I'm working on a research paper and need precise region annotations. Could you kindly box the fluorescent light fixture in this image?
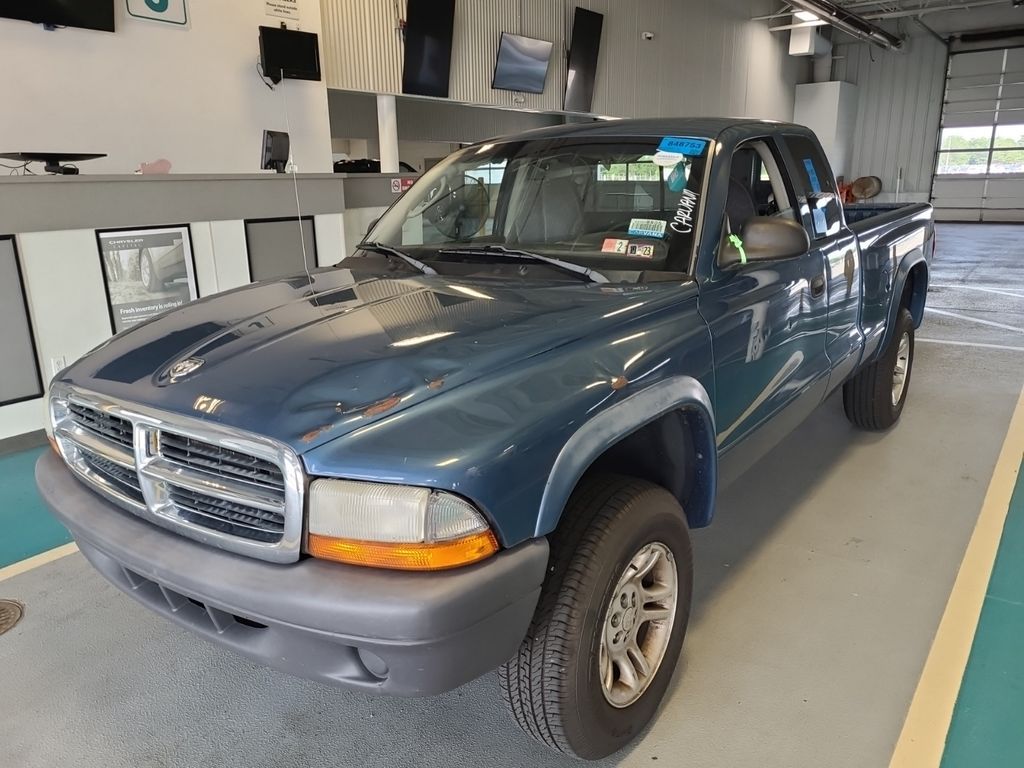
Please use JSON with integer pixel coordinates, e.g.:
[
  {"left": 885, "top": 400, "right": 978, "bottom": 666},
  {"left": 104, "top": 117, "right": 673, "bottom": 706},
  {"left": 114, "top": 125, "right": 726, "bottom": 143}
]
[{"left": 794, "top": 10, "right": 820, "bottom": 22}]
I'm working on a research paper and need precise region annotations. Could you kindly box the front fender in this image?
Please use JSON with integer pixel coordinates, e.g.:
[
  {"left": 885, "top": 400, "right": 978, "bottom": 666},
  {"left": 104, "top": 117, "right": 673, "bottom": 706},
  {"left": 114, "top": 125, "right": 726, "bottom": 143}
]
[{"left": 534, "top": 375, "right": 717, "bottom": 537}]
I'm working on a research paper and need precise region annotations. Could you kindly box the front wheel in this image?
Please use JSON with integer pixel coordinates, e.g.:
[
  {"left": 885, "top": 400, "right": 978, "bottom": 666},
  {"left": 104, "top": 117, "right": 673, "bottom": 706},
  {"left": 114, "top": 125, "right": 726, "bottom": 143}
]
[
  {"left": 499, "top": 475, "right": 693, "bottom": 760},
  {"left": 140, "top": 250, "right": 164, "bottom": 293},
  {"left": 843, "top": 306, "right": 915, "bottom": 430}
]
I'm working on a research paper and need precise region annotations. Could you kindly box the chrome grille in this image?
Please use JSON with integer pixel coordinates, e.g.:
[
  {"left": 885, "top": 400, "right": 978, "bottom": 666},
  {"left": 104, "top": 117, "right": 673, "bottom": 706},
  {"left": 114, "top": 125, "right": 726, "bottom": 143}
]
[
  {"left": 158, "top": 433, "right": 285, "bottom": 491},
  {"left": 79, "top": 448, "right": 145, "bottom": 505},
  {"left": 68, "top": 402, "right": 133, "bottom": 450},
  {"left": 155, "top": 430, "right": 286, "bottom": 543},
  {"left": 50, "top": 386, "right": 304, "bottom": 563},
  {"left": 169, "top": 486, "right": 285, "bottom": 543}
]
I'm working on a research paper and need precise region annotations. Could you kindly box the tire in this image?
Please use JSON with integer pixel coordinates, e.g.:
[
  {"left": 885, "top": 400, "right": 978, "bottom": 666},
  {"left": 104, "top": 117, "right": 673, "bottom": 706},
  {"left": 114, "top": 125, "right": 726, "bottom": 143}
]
[
  {"left": 140, "top": 250, "right": 164, "bottom": 293},
  {"left": 499, "top": 474, "right": 693, "bottom": 760},
  {"left": 843, "top": 306, "right": 915, "bottom": 430}
]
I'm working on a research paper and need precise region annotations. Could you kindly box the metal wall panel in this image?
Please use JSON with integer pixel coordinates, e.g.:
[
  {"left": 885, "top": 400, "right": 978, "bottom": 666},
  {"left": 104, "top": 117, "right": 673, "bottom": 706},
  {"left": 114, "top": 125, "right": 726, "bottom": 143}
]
[
  {"left": 321, "top": 0, "right": 404, "bottom": 94},
  {"left": 833, "top": 34, "right": 947, "bottom": 200},
  {"left": 320, "top": 0, "right": 797, "bottom": 121}
]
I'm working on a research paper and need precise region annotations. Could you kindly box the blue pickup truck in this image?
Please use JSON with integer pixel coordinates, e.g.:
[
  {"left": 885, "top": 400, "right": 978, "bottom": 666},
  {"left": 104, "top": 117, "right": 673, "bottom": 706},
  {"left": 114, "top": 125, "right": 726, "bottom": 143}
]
[{"left": 37, "top": 118, "right": 933, "bottom": 759}]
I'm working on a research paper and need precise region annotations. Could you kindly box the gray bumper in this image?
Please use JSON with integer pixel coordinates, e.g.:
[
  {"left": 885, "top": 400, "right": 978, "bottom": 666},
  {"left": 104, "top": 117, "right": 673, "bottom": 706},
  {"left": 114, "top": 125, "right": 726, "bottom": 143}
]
[{"left": 36, "top": 451, "right": 548, "bottom": 696}]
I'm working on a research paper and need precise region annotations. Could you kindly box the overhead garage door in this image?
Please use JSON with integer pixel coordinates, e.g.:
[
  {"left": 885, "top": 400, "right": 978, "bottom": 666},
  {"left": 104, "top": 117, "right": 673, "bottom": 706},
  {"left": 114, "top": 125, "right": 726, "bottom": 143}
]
[{"left": 931, "top": 46, "right": 1024, "bottom": 222}]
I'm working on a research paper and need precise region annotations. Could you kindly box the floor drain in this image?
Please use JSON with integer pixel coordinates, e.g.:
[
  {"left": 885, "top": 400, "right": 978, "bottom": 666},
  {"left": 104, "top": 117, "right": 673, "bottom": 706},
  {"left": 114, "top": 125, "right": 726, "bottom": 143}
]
[{"left": 0, "top": 600, "right": 24, "bottom": 635}]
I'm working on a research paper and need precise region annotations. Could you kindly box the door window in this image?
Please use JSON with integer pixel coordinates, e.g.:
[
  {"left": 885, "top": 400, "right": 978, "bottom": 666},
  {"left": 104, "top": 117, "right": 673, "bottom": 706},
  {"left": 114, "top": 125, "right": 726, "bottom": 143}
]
[{"left": 784, "top": 134, "right": 841, "bottom": 239}]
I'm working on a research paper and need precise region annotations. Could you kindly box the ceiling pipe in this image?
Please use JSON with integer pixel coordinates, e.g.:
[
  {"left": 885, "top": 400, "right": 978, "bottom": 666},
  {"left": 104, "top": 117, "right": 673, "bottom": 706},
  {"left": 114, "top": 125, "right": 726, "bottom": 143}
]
[
  {"left": 785, "top": 0, "right": 905, "bottom": 49},
  {"left": 864, "top": 0, "right": 1008, "bottom": 19}
]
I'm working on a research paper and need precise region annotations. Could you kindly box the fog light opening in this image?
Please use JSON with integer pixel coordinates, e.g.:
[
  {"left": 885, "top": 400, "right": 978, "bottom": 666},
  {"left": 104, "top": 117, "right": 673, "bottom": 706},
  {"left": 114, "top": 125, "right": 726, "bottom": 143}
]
[{"left": 357, "top": 648, "right": 389, "bottom": 680}]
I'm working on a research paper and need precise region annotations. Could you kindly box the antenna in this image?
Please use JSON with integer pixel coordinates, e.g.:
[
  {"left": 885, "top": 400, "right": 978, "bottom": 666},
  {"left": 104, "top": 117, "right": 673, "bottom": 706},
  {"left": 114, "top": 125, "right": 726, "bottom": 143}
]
[{"left": 279, "top": 81, "right": 313, "bottom": 289}]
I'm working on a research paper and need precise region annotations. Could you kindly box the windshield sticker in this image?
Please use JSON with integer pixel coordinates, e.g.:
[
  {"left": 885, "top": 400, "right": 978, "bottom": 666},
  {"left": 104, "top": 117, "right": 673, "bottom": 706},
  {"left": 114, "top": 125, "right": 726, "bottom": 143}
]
[
  {"left": 669, "top": 189, "right": 700, "bottom": 235},
  {"left": 657, "top": 136, "right": 708, "bottom": 156},
  {"left": 628, "top": 218, "right": 667, "bottom": 238},
  {"left": 667, "top": 162, "right": 688, "bottom": 193},
  {"left": 602, "top": 237, "right": 630, "bottom": 254},
  {"left": 803, "top": 158, "right": 823, "bottom": 193},
  {"left": 627, "top": 243, "right": 655, "bottom": 259}
]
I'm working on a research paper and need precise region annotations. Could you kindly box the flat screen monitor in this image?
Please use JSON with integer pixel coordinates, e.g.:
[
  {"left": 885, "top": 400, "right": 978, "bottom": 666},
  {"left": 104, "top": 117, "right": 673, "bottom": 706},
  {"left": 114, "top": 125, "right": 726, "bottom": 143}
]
[
  {"left": 492, "top": 33, "right": 553, "bottom": 94},
  {"left": 261, "top": 130, "right": 290, "bottom": 173},
  {"left": 259, "top": 26, "right": 321, "bottom": 84},
  {"left": 0, "top": 0, "right": 115, "bottom": 32},
  {"left": 402, "top": 0, "right": 456, "bottom": 97},
  {"left": 564, "top": 8, "right": 604, "bottom": 113}
]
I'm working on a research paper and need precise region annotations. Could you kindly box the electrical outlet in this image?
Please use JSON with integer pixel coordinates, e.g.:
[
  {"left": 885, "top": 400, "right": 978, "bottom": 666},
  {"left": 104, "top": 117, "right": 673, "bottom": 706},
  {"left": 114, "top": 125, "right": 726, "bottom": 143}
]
[{"left": 51, "top": 356, "right": 67, "bottom": 377}]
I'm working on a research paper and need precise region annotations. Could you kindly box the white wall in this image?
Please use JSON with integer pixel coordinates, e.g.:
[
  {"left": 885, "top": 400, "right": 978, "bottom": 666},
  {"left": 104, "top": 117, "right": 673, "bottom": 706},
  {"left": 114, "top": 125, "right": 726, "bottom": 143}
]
[
  {"left": 0, "top": 212, "right": 347, "bottom": 440},
  {"left": 832, "top": 32, "right": 947, "bottom": 202},
  {"left": 0, "top": 1, "right": 333, "bottom": 174},
  {"left": 795, "top": 81, "right": 860, "bottom": 181},
  {"left": 321, "top": 0, "right": 803, "bottom": 122}
]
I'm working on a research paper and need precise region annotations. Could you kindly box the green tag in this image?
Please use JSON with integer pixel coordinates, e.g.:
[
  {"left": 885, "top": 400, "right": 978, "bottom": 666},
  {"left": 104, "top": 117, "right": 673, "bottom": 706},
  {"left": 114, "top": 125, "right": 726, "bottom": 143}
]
[{"left": 728, "top": 233, "right": 747, "bottom": 265}]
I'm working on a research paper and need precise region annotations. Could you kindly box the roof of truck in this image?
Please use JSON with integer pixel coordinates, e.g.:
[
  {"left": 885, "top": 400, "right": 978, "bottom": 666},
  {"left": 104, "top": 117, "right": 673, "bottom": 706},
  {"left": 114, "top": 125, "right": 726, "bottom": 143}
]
[{"left": 486, "top": 117, "right": 810, "bottom": 145}]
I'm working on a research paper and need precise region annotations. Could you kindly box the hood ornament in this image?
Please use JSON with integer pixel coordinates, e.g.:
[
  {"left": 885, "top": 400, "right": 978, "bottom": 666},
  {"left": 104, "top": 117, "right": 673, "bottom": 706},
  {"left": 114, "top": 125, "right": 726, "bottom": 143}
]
[{"left": 168, "top": 357, "right": 205, "bottom": 382}]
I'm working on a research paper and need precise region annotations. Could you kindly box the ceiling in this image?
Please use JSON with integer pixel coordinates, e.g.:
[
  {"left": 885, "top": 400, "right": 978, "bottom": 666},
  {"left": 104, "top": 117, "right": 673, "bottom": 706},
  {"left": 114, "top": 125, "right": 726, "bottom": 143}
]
[{"left": 770, "top": 0, "right": 1024, "bottom": 35}]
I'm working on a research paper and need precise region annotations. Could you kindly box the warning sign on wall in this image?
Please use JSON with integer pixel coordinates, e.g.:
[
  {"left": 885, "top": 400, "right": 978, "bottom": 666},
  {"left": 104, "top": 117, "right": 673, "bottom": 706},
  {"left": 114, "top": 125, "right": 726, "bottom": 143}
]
[{"left": 265, "top": 0, "right": 299, "bottom": 21}]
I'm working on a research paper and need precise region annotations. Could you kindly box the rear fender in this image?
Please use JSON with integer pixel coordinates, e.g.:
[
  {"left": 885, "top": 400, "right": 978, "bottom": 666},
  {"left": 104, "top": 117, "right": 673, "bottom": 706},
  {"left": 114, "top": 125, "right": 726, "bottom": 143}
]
[{"left": 875, "top": 253, "right": 929, "bottom": 361}]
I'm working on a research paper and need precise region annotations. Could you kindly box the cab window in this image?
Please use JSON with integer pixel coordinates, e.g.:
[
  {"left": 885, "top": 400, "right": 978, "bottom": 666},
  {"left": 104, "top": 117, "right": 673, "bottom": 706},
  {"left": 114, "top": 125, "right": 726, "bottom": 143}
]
[{"left": 784, "top": 134, "right": 842, "bottom": 239}]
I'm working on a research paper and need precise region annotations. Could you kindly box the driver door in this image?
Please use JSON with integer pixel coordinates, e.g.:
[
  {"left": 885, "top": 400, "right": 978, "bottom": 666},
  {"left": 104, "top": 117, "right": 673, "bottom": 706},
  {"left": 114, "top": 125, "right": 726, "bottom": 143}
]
[{"left": 698, "top": 137, "right": 831, "bottom": 483}]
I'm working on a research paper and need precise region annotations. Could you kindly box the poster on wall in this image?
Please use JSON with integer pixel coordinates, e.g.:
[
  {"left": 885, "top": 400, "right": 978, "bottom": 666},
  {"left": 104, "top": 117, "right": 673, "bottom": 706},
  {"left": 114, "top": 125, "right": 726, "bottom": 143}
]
[
  {"left": 96, "top": 225, "right": 198, "bottom": 334},
  {"left": 126, "top": 0, "right": 189, "bottom": 26}
]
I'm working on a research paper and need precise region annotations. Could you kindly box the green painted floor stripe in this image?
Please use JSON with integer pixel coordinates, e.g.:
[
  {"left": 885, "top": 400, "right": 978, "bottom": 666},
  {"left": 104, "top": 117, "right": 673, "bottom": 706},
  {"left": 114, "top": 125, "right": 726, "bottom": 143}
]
[
  {"left": 941, "top": 458, "right": 1024, "bottom": 767},
  {"left": 0, "top": 447, "right": 73, "bottom": 568}
]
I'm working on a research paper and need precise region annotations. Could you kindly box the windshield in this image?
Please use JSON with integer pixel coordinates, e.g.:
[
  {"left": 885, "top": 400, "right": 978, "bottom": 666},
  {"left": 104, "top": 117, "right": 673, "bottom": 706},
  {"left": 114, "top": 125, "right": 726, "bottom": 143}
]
[{"left": 362, "top": 135, "right": 710, "bottom": 281}]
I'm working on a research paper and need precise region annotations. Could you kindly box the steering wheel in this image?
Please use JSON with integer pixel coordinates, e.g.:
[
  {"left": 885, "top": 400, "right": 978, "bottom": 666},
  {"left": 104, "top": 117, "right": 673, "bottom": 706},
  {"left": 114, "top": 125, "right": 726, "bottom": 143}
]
[{"left": 422, "top": 177, "right": 490, "bottom": 240}]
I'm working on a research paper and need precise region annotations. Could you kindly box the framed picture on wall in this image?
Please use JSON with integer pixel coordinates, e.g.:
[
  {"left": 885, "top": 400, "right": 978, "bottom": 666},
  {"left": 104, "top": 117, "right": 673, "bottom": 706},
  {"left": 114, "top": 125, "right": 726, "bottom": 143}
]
[
  {"left": 0, "top": 236, "right": 45, "bottom": 406},
  {"left": 95, "top": 225, "right": 198, "bottom": 334},
  {"left": 243, "top": 216, "right": 318, "bottom": 282}
]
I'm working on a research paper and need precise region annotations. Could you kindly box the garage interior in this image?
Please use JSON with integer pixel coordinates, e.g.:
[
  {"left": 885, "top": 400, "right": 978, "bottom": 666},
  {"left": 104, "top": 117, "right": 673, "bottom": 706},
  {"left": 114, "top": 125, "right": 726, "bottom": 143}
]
[{"left": 1, "top": 1, "right": 1023, "bottom": 767}]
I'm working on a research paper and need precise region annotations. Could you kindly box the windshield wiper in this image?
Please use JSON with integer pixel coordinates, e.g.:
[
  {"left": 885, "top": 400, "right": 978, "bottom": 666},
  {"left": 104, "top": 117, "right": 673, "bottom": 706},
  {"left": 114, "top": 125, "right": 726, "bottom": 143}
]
[
  {"left": 358, "top": 242, "right": 438, "bottom": 276},
  {"left": 438, "top": 245, "right": 608, "bottom": 284}
]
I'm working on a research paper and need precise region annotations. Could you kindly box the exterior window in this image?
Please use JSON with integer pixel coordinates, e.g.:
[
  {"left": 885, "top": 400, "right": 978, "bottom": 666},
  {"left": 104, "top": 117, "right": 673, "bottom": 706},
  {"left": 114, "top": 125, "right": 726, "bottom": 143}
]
[{"left": 936, "top": 125, "right": 1024, "bottom": 175}]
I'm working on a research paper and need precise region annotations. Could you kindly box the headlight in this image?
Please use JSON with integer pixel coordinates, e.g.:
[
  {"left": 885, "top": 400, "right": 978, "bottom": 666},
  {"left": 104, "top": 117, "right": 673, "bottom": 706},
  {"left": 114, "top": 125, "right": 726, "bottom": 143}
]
[
  {"left": 45, "top": 381, "right": 70, "bottom": 455},
  {"left": 307, "top": 479, "right": 499, "bottom": 571}
]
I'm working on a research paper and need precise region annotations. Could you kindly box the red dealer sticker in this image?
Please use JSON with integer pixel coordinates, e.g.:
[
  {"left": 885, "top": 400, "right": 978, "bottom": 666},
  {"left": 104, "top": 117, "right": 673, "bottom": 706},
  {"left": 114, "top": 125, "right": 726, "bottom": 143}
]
[{"left": 602, "top": 238, "right": 629, "bottom": 254}]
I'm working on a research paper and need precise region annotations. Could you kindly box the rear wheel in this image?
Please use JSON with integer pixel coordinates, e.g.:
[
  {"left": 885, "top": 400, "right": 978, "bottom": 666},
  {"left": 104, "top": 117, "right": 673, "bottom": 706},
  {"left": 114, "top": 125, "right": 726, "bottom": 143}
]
[
  {"left": 499, "top": 475, "right": 693, "bottom": 760},
  {"left": 843, "top": 306, "right": 915, "bottom": 430}
]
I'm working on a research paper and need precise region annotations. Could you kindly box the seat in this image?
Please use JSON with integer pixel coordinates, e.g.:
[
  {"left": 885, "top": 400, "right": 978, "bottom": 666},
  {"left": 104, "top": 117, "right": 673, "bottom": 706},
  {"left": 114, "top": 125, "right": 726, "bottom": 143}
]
[
  {"left": 726, "top": 176, "right": 757, "bottom": 234},
  {"left": 513, "top": 175, "right": 584, "bottom": 244}
]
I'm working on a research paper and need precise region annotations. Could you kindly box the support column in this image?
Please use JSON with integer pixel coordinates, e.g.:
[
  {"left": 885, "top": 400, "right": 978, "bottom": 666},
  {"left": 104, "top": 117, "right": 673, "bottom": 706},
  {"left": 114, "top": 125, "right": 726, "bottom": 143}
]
[{"left": 376, "top": 94, "right": 399, "bottom": 173}]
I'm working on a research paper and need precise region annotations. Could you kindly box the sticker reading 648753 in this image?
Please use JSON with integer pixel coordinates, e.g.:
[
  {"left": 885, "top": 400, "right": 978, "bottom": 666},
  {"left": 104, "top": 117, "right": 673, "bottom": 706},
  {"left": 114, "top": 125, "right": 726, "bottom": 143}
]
[{"left": 657, "top": 136, "right": 708, "bottom": 156}]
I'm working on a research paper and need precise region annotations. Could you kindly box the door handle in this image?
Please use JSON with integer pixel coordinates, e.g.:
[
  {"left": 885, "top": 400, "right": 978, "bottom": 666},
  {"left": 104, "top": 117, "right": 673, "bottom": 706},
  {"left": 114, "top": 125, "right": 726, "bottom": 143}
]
[{"left": 810, "top": 275, "right": 826, "bottom": 298}]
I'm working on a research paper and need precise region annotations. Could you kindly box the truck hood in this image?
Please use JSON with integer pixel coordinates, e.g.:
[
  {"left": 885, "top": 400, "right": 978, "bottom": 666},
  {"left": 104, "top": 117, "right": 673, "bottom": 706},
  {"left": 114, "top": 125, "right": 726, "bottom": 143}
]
[{"left": 63, "top": 268, "right": 695, "bottom": 452}]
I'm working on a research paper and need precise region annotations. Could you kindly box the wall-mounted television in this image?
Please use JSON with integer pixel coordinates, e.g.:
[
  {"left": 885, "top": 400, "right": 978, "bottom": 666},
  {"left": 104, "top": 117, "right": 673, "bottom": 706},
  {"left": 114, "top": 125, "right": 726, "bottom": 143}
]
[
  {"left": 564, "top": 8, "right": 604, "bottom": 113},
  {"left": 0, "top": 0, "right": 115, "bottom": 32},
  {"left": 492, "top": 33, "right": 553, "bottom": 94},
  {"left": 259, "top": 26, "right": 321, "bottom": 84},
  {"left": 402, "top": 0, "right": 457, "bottom": 98}
]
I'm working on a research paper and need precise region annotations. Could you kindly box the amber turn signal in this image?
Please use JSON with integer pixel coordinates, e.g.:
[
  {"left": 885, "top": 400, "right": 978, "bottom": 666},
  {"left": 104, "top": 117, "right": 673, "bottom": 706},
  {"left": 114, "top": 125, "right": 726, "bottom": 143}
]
[{"left": 308, "top": 530, "right": 499, "bottom": 571}]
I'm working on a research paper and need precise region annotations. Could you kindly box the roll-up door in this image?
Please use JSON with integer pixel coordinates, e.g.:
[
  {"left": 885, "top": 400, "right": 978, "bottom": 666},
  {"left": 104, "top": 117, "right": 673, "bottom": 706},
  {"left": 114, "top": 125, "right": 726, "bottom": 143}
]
[{"left": 932, "top": 46, "right": 1024, "bottom": 222}]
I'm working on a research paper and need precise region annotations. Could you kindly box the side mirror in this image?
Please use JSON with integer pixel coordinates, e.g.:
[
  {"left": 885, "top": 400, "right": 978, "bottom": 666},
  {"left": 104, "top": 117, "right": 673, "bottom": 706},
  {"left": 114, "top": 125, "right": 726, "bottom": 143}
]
[
  {"left": 365, "top": 216, "right": 380, "bottom": 237},
  {"left": 719, "top": 217, "right": 810, "bottom": 267}
]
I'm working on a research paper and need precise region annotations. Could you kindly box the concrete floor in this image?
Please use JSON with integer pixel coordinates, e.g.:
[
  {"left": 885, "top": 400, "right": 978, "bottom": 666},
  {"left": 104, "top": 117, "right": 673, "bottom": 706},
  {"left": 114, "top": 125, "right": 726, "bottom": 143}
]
[{"left": 2, "top": 224, "right": 1023, "bottom": 768}]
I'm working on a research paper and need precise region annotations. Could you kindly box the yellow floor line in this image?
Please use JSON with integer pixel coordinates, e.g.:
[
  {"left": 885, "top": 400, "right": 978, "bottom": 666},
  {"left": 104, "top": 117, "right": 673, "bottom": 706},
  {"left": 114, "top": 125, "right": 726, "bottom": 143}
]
[
  {"left": 0, "top": 542, "right": 79, "bottom": 583},
  {"left": 889, "top": 382, "right": 1024, "bottom": 768}
]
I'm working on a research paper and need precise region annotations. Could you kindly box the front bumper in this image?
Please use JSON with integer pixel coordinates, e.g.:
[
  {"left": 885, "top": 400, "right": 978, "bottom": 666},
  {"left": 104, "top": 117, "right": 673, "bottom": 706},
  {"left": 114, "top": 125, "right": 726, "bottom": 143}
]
[{"left": 36, "top": 451, "right": 548, "bottom": 696}]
